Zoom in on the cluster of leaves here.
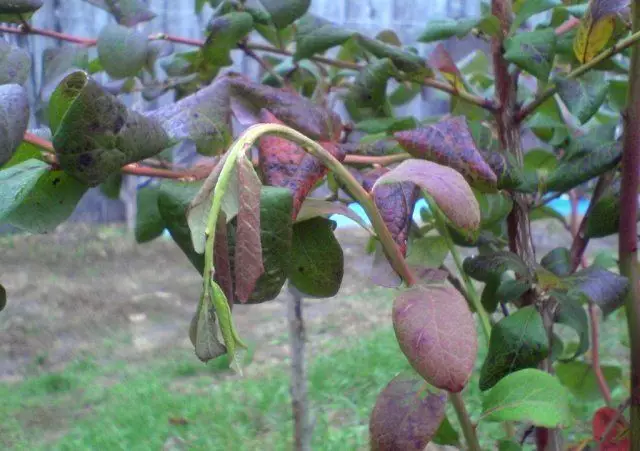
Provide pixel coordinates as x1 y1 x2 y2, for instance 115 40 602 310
0 0 638 449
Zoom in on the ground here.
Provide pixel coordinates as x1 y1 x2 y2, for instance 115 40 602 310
0 220 628 450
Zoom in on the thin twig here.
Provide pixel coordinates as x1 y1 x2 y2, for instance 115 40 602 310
599 398 632 445
589 303 613 406
237 41 286 86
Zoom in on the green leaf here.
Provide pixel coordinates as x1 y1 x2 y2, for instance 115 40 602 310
541 247 572 277
608 79 628 111
259 0 309 28
2 141 42 169
294 15 353 61
97 24 149 79
463 251 532 283
564 266 628 316
418 18 478 43
499 440 523 451
585 181 637 238
530 204 568 225
553 292 589 361
480 306 549 391
355 116 418 134
481 368 571 427
526 97 569 146
432 415 460 446
557 72 608 124
0 159 88 233
157 181 205 274
99 173 122 200
476 190 513 226
0 0 42 22
204 12 254 66
504 29 556 82
82 0 155 26
135 186 164 243
0 84 29 166
511 0 562 33
288 217 343 297
357 35 432 78
50 71 170 185
389 82 421 106
0 40 30 85
555 361 622 401
406 235 449 268
523 148 557 182
344 58 396 121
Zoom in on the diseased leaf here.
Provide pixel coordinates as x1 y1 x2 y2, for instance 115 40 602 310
0 0 43 22
50 71 170 185
557 361 622 401
480 306 548 391
512 0 562 32
294 15 353 61
373 159 481 235
394 116 498 192
344 58 396 121
428 44 466 93
557 72 608 124
296 198 373 233
418 18 478 43
541 247 572 277
393 285 477 392
147 76 232 156
204 12 254 66
593 406 630 450
553 292 589 361
370 372 448 451
289 217 343 297
135 185 164 243
574 0 627 63
0 84 29 166
481 369 571 427
190 295 226 362
564 266 628 316
97 24 149 79
234 157 264 303
357 35 432 78
258 109 345 218
504 29 556 82
82 0 156 27
259 0 309 28
228 74 342 141
0 40 30 85
0 159 88 233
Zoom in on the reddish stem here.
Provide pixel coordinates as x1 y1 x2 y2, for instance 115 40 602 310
589 303 613 406
0 24 97 45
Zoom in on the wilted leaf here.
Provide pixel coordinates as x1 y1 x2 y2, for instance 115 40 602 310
556 361 622 401
393 285 477 392
370 372 447 451
294 15 353 61
0 84 29 166
481 368 571 427
0 159 88 233
258 110 344 218
592 406 630 450
204 12 253 66
259 0 309 28
289 217 343 297
189 294 227 363
512 0 562 32
228 75 342 141
234 157 264 303
480 306 548 391
557 72 608 124
574 0 627 63
146 76 231 156
296 198 373 232
564 266 628 316
344 58 396 121
0 40 30 85
82 0 156 27
504 29 556 82
418 18 478 43
394 116 498 192
374 159 481 235
0 0 43 22
357 35 432 78
541 247 572 277
135 185 164 243
50 71 170 185
97 24 149 79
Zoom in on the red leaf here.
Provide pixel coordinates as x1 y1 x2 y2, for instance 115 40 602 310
213 214 234 306
228 74 342 141
394 116 497 192
593 406 629 450
393 285 478 392
258 110 345 218
234 156 264 303
428 44 465 92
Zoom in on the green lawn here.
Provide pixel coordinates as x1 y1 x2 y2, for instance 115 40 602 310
0 308 630 451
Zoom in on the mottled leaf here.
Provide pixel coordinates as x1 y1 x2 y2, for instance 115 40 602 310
480 306 548 391
234 157 264 303
204 12 253 66
259 0 309 28
370 372 447 451
294 15 353 61
481 369 571 427
135 185 164 243
373 159 481 235
393 285 477 392
418 18 478 43
357 35 432 78
541 247 572 277
82 0 155 27
574 0 627 63
97 24 149 79
0 84 29 166
557 361 622 401
257 109 345 218
0 0 42 22
289 217 343 297
557 72 608 124
512 0 562 32
0 40 30 85
0 159 88 233
504 29 556 82
50 71 170 185
228 74 342 141
565 266 628 316
394 116 498 192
